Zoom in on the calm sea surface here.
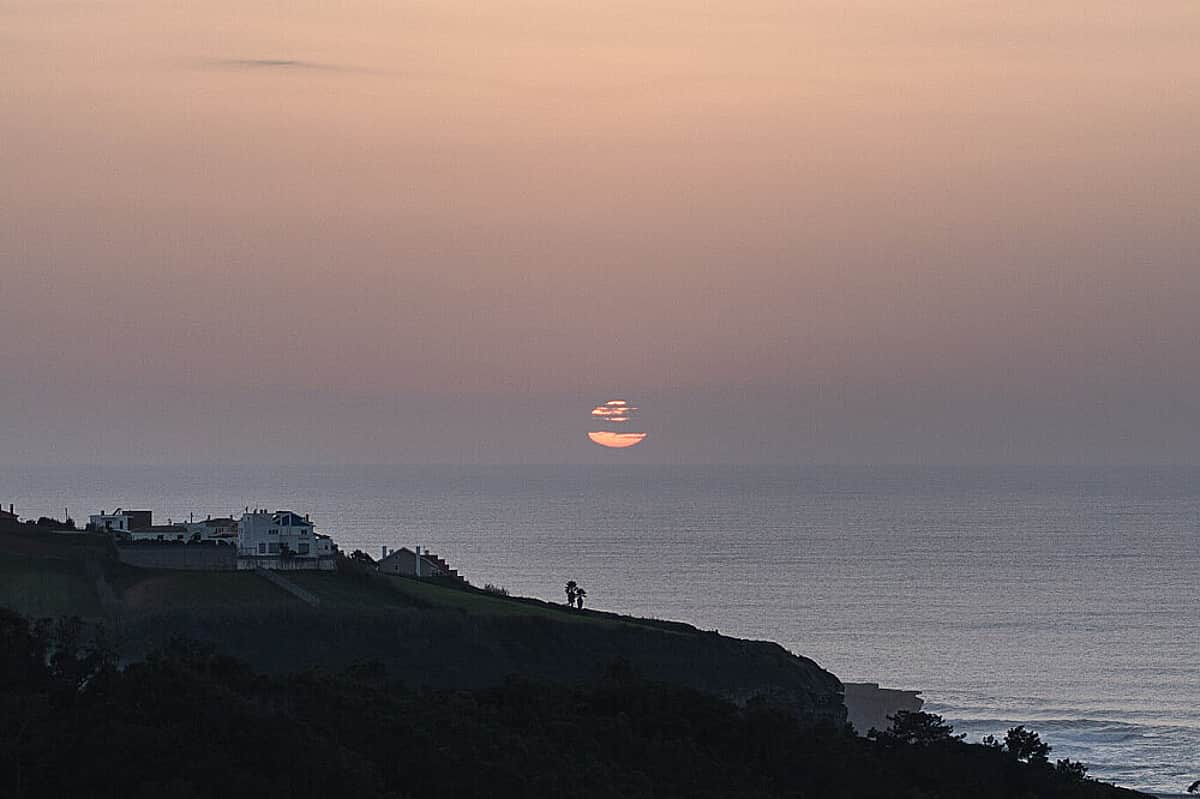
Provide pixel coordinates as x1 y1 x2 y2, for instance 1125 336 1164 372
3 465 1197 796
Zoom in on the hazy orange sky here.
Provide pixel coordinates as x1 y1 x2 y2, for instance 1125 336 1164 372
2 1 1198 464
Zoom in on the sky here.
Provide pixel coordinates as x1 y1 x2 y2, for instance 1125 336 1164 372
2 0 1198 465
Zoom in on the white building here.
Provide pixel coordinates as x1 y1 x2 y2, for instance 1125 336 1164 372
129 524 188 542
89 508 153 534
237 509 335 570
184 516 239 544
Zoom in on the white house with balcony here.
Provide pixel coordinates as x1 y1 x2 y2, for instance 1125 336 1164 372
237 509 336 570
89 508 153 535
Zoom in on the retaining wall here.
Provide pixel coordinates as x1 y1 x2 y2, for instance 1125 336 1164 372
116 544 237 571
236 555 336 572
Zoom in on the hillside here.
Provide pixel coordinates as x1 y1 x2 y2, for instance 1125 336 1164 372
0 529 844 722
0 527 1154 798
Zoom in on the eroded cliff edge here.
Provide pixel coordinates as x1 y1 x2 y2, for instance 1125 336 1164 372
843 682 925 735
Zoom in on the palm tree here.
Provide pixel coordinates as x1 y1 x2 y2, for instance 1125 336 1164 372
575 588 587 609
564 580 578 606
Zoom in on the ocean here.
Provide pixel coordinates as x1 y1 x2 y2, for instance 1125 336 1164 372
2 465 1197 796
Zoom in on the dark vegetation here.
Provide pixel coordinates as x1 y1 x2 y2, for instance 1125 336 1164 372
873 712 1091 782
0 608 1143 799
0 514 77 533
565 579 588 609
0 528 1150 798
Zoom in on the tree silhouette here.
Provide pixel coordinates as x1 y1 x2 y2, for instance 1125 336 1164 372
1004 726 1051 764
1055 758 1089 781
575 588 587 610
564 581 578 606
0 613 1139 799
868 711 962 746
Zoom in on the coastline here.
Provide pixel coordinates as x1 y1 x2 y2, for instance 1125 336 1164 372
843 682 924 735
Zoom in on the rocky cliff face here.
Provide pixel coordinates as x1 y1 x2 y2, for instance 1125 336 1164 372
843 682 924 735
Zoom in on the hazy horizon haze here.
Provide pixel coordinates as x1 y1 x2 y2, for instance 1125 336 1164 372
3 0 1198 465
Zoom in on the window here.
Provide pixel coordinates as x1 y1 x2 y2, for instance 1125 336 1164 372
258 543 266 554
268 542 280 554
298 543 309 555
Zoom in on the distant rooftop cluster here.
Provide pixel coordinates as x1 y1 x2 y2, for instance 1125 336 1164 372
5 501 465 583
88 507 336 570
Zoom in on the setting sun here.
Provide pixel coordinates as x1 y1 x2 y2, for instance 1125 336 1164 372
586 431 648 449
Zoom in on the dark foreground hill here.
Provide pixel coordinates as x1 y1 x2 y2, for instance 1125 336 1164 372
0 529 842 721
1 608 1146 799
0 529 1152 797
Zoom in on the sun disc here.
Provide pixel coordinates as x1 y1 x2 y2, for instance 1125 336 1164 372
587 431 647 449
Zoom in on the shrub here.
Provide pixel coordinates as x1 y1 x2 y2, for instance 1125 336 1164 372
1005 725 1051 764
868 711 964 746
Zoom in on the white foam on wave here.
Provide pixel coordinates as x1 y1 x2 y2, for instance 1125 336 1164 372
925 694 1200 795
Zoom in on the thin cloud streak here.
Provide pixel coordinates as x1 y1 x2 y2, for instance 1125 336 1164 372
204 58 359 73
192 57 776 97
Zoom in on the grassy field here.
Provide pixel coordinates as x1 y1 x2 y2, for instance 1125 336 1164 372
283 570 425 610
0 528 690 637
285 568 600 619
288 568 691 636
376 575 637 626
0 531 304 617
117 569 300 611
0 529 846 727
0 552 102 618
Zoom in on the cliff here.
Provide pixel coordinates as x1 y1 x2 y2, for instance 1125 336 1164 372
843 682 925 735
0 530 845 724
0 529 1153 798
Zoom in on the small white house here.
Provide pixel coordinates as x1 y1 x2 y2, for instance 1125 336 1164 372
184 516 239 544
129 524 188 542
237 509 335 570
89 509 153 534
